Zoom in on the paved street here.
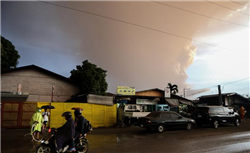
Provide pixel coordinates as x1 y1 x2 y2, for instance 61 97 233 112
2 119 250 153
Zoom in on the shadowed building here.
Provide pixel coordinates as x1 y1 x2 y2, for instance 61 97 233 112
198 93 250 117
1 65 79 102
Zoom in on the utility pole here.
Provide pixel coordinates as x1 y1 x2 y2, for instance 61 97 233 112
218 85 223 106
51 84 55 102
183 88 190 98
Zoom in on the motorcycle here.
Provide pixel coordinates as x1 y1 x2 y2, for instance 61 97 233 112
36 128 88 153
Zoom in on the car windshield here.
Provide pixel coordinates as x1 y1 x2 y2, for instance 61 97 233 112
146 112 161 118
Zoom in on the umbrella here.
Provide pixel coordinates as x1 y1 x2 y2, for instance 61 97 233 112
41 105 55 109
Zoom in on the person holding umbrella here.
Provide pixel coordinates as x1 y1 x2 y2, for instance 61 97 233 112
42 108 50 128
41 105 54 129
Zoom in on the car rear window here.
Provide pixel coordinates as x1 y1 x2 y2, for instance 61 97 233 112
160 113 172 119
170 113 179 119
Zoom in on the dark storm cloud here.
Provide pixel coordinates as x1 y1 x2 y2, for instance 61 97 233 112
2 1 248 93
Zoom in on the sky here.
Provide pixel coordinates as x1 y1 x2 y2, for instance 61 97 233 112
1 1 249 99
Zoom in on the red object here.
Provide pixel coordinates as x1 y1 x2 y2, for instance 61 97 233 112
48 128 51 133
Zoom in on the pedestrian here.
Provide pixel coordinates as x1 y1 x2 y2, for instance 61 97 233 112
117 104 125 127
30 108 43 140
42 108 50 129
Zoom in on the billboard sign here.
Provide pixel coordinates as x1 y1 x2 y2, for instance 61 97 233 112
117 86 136 95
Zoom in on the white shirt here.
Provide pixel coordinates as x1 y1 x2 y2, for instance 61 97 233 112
42 112 50 122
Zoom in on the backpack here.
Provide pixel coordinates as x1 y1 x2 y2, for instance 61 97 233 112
84 120 92 133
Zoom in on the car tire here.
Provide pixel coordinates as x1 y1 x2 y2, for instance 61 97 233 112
157 124 165 133
234 118 240 127
186 123 192 130
213 120 219 129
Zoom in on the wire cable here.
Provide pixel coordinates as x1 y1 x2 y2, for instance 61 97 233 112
207 0 250 16
186 78 250 96
38 1 247 53
38 1 249 96
153 1 249 27
230 0 250 6
221 77 249 86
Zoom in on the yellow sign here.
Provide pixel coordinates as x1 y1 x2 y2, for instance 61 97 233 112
117 86 136 95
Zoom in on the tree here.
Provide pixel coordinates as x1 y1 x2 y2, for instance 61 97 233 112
70 60 108 95
1 36 20 72
167 83 178 95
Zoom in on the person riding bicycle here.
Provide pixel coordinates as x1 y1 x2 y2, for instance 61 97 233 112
73 108 91 139
56 112 76 153
30 108 43 140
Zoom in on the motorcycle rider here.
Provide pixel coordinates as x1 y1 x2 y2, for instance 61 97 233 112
73 108 91 139
56 112 76 153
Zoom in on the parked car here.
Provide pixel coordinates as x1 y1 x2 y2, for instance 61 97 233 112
123 104 170 126
193 106 241 128
123 104 153 126
139 111 196 133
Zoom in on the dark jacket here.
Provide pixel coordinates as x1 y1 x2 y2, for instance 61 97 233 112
75 115 86 134
57 117 75 139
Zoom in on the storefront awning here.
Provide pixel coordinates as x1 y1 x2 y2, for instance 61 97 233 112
166 99 179 106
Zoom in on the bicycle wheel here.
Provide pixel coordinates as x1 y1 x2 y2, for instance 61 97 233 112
31 123 42 142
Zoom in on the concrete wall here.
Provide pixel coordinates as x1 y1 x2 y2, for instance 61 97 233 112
47 102 117 128
1 102 117 128
1 69 79 102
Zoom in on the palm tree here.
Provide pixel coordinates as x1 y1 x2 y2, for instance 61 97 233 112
167 83 178 95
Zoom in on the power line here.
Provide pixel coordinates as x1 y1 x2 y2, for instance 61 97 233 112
39 1 246 53
38 1 191 40
38 1 249 95
187 78 250 96
221 87 250 96
185 85 218 96
221 77 250 86
153 1 249 27
207 0 250 16
235 87 250 92
230 0 250 6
